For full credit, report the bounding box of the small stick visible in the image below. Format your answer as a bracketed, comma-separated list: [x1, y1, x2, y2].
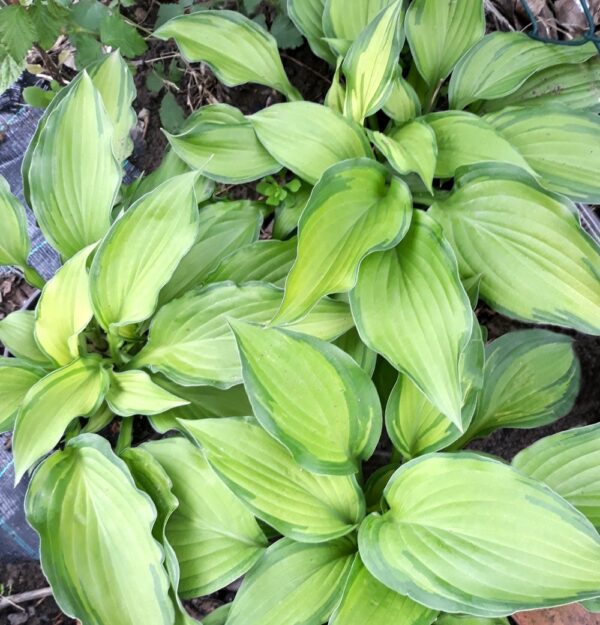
[0, 587, 53, 611]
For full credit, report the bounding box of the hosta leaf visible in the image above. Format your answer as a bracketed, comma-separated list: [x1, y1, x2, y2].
[154, 11, 300, 100]
[13, 358, 109, 482]
[25, 434, 175, 625]
[27, 72, 121, 258]
[119, 447, 195, 625]
[342, 0, 404, 123]
[513, 423, 600, 529]
[458, 330, 579, 444]
[329, 557, 438, 625]
[132, 282, 353, 388]
[428, 166, 600, 334]
[87, 51, 136, 162]
[274, 159, 411, 324]
[128, 148, 215, 206]
[0, 364, 43, 433]
[166, 104, 282, 184]
[0, 310, 50, 365]
[143, 437, 266, 597]
[225, 537, 356, 625]
[149, 376, 251, 433]
[35, 244, 95, 367]
[478, 57, 600, 114]
[583, 599, 600, 613]
[325, 57, 346, 113]
[90, 173, 199, 332]
[382, 70, 421, 123]
[359, 453, 600, 616]
[405, 0, 484, 87]
[449, 32, 598, 109]
[437, 618, 509, 625]
[250, 102, 372, 184]
[159, 200, 262, 304]
[323, 0, 395, 52]
[485, 106, 600, 202]
[351, 210, 473, 428]
[106, 370, 188, 417]
[183, 417, 365, 542]
[205, 238, 296, 287]
[385, 375, 461, 460]
[204, 605, 231, 625]
[231, 322, 382, 474]
[424, 111, 533, 179]
[0, 175, 30, 271]
[287, 0, 334, 63]
[273, 184, 311, 239]
[385, 317, 484, 459]
[334, 328, 377, 376]
[368, 121, 436, 191]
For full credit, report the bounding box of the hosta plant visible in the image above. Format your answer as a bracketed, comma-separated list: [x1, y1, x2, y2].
[0, 1, 600, 624]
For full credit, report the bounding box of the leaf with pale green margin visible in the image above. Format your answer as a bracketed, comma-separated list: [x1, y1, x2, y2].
[0, 311, 51, 365]
[449, 32, 598, 109]
[325, 57, 345, 114]
[368, 121, 436, 192]
[323, 0, 396, 54]
[359, 452, 600, 617]
[351, 210, 473, 429]
[250, 102, 372, 184]
[424, 111, 533, 179]
[583, 599, 600, 613]
[0, 364, 43, 433]
[428, 165, 600, 334]
[274, 159, 411, 324]
[143, 437, 267, 598]
[35, 244, 95, 367]
[225, 537, 356, 625]
[182, 417, 365, 542]
[154, 10, 300, 100]
[132, 282, 353, 388]
[330, 557, 438, 625]
[513, 423, 600, 529]
[87, 51, 136, 162]
[436, 617, 509, 625]
[485, 106, 600, 202]
[90, 173, 199, 333]
[106, 370, 188, 417]
[25, 434, 175, 625]
[165, 104, 282, 184]
[127, 148, 215, 207]
[81, 404, 114, 435]
[205, 238, 296, 288]
[385, 316, 484, 459]
[382, 69, 421, 123]
[13, 358, 109, 482]
[120, 446, 199, 625]
[342, 0, 404, 123]
[27, 72, 120, 259]
[405, 0, 484, 87]
[149, 375, 251, 434]
[0, 175, 30, 272]
[287, 0, 335, 64]
[334, 328, 377, 377]
[456, 330, 579, 446]
[159, 200, 262, 304]
[478, 57, 600, 114]
[230, 322, 382, 474]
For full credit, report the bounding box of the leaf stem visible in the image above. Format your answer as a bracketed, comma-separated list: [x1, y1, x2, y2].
[115, 417, 133, 455]
[23, 265, 45, 290]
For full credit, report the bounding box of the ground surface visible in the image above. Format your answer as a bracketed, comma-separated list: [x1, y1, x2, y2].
[1, 0, 600, 623]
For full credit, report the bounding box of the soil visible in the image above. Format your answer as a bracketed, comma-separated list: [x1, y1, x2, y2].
[1, 1, 600, 623]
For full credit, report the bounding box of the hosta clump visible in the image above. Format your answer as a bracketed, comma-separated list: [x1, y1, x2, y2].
[0, 0, 600, 624]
